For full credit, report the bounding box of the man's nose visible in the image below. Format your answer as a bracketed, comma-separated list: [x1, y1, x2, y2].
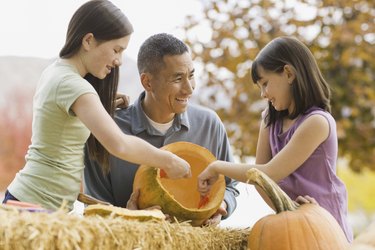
[183, 79, 194, 94]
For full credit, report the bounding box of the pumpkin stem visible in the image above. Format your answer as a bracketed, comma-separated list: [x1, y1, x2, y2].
[246, 168, 299, 213]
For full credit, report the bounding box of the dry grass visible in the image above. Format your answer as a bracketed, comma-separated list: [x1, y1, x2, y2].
[0, 205, 250, 250]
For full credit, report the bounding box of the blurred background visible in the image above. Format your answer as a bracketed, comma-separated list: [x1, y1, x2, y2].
[0, 0, 374, 235]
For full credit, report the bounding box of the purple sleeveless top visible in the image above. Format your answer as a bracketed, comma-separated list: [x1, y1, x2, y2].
[269, 106, 353, 242]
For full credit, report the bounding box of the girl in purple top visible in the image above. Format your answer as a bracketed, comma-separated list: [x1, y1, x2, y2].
[197, 36, 353, 242]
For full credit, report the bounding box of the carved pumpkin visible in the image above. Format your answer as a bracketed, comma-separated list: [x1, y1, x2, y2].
[246, 168, 350, 250]
[133, 142, 226, 226]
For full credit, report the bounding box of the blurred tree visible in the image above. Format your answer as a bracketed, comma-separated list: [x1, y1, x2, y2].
[182, 0, 375, 172]
[0, 88, 32, 190]
[340, 165, 375, 212]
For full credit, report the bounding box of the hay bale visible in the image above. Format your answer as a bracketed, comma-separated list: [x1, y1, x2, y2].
[0, 205, 250, 249]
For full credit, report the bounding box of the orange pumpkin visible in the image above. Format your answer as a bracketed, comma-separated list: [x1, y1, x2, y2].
[247, 168, 350, 250]
[133, 141, 226, 226]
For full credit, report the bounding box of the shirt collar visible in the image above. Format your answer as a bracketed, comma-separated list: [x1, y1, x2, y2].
[131, 92, 190, 135]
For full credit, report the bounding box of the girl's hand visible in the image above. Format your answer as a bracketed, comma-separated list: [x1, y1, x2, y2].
[295, 195, 319, 205]
[162, 152, 192, 179]
[197, 161, 220, 196]
[115, 92, 130, 109]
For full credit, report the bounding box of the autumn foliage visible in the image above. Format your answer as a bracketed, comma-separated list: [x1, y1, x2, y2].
[182, 0, 375, 172]
[0, 88, 33, 190]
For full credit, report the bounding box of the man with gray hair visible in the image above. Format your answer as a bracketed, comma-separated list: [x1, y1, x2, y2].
[84, 33, 239, 225]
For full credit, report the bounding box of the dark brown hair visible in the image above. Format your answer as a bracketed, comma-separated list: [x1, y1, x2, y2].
[251, 36, 331, 126]
[137, 33, 189, 75]
[60, 0, 133, 173]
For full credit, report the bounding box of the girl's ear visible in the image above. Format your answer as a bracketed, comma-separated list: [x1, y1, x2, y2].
[140, 73, 152, 91]
[284, 65, 296, 84]
[82, 33, 95, 51]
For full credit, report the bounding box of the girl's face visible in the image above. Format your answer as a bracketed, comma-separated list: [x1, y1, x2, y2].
[85, 35, 131, 79]
[256, 65, 295, 113]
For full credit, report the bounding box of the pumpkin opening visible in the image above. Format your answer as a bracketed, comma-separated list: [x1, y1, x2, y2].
[133, 142, 226, 226]
[157, 149, 223, 210]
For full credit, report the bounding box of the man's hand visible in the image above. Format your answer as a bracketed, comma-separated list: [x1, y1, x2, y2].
[115, 92, 130, 109]
[203, 201, 228, 226]
[126, 189, 161, 210]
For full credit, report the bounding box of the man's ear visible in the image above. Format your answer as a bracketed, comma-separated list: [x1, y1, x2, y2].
[82, 33, 95, 51]
[140, 73, 152, 91]
[284, 65, 296, 84]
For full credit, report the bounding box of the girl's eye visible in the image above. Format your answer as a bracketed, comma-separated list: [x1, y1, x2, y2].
[257, 81, 267, 88]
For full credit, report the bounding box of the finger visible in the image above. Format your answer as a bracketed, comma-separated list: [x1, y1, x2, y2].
[126, 189, 140, 210]
[197, 185, 208, 194]
[198, 183, 209, 194]
[183, 168, 192, 178]
[203, 219, 213, 226]
[122, 95, 130, 106]
[204, 217, 220, 227]
[295, 196, 308, 205]
[145, 205, 162, 211]
[199, 190, 209, 197]
[209, 217, 221, 226]
[115, 97, 124, 108]
[305, 195, 318, 205]
[217, 206, 228, 217]
[165, 214, 174, 223]
[199, 179, 208, 188]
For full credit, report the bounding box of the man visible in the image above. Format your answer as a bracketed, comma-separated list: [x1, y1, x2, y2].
[84, 33, 239, 225]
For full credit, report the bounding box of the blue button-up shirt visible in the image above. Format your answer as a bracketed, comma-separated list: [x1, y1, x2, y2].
[84, 92, 239, 218]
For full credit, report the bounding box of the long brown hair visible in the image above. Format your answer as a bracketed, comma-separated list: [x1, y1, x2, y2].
[60, 0, 133, 173]
[251, 36, 331, 127]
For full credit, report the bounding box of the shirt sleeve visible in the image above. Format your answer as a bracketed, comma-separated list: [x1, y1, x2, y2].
[55, 76, 97, 116]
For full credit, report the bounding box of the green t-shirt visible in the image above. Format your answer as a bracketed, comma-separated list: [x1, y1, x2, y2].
[9, 59, 97, 210]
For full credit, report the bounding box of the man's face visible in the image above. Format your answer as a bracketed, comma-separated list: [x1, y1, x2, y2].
[146, 52, 195, 122]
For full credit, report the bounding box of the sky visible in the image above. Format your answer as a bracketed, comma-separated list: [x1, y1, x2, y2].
[0, 0, 203, 60]
[0, 0, 273, 228]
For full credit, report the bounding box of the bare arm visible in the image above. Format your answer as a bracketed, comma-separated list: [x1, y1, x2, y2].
[260, 114, 329, 181]
[72, 93, 191, 179]
[198, 115, 329, 195]
[254, 119, 274, 209]
[255, 119, 272, 165]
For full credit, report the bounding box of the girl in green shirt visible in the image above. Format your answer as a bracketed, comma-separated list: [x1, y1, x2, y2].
[3, 0, 191, 210]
